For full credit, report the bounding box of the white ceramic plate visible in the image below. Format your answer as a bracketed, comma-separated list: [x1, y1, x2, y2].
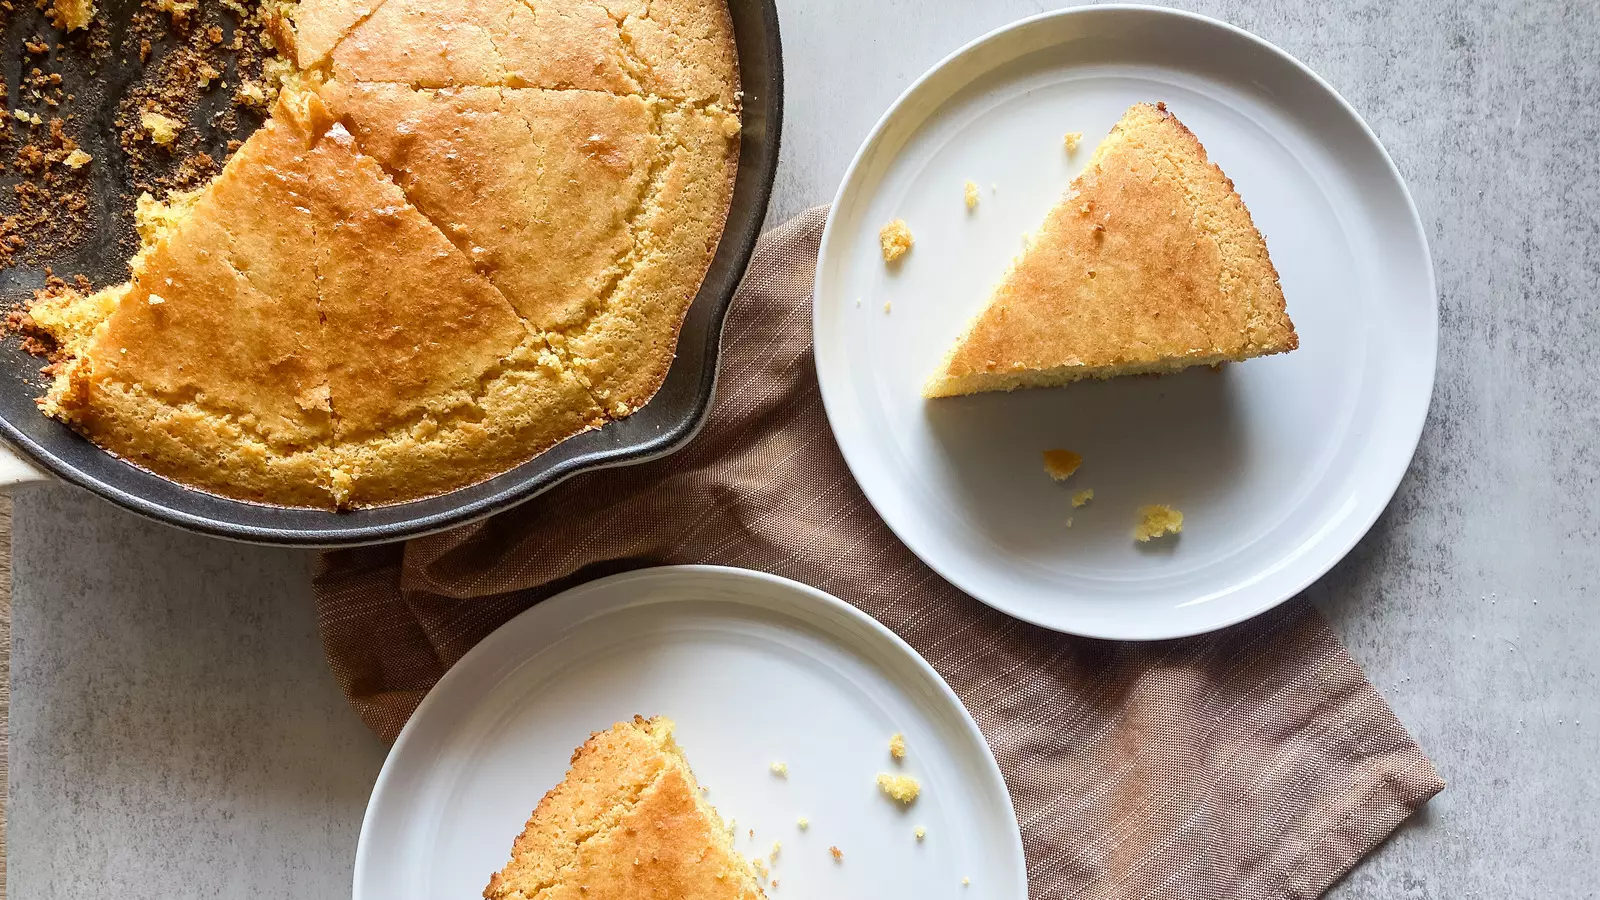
[814, 6, 1437, 640]
[352, 566, 1026, 900]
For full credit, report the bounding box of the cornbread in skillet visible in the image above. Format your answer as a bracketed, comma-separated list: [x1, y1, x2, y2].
[484, 716, 765, 900]
[31, 0, 740, 507]
[310, 0, 739, 106]
[319, 80, 659, 332]
[37, 110, 336, 506]
[924, 103, 1297, 398]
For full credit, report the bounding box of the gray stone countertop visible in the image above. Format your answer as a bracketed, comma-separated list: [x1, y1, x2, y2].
[7, 0, 1599, 896]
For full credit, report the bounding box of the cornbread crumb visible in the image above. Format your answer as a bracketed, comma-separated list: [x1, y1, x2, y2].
[1065, 518, 1073, 528]
[770, 761, 788, 777]
[64, 149, 93, 169]
[1042, 449, 1083, 481]
[883, 301, 892, 314]
[889, 732, 906, 760]
[46, 0, 94, 30]
[914, 825, 926, 840]
[964, 180, 980, 210]
[963, 877, 972, 886]
[770, 841, 781, 861]
[1064, 131, 1083, 151]
[830, 846, 843, 861]
[797, 816, 809, 830]
[879, 219, 914, 262]
[876, 773, 921, 804]
[1134, 505, 1184, 541]
[140, 112, 183, 146]
[1072, 489, 1094, 508]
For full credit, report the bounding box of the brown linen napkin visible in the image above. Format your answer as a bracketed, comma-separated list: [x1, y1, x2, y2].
[315, 207, 1443, 900]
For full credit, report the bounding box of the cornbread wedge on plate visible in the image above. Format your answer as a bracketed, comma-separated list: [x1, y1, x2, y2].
[924, 102, 1298, 398]
[484, 716, 764, 900]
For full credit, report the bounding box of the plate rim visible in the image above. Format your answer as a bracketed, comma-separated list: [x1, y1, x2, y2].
[811, 4, 1439, 640]
[351, 563, 1028, 899]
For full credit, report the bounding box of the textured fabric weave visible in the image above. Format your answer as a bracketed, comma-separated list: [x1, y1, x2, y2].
[315, 207, 1443, 900]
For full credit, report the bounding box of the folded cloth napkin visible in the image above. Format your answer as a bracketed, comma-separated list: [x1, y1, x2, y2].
[315, 207, 1443, 900]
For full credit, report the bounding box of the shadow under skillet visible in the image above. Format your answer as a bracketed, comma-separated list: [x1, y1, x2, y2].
[922, 364, 1249, 557]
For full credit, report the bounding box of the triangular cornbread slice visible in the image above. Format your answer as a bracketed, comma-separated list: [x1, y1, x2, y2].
[284, 89, 603, 506]
[34, 111, 339, 507]
[484, 716, 764, 900]
[320, 80, 739, 416]
[318, 81, 657, 333]
[924, 102, 1298, 398]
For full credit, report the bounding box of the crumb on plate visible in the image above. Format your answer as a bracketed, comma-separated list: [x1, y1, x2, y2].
[1072, 488, 1094, 508]
[1064, 131, 1083, 151]
[964, 180, 979, 210]
[830, 846, 843, 862]
[876, 772, 921, 804]
[914, 825, 926, 840]
[879, 219, 913, 262]
[1134, 504, 1184, 541]
[1042, 449, 1082, 481]
[770, 761, 788, 777]
[889, 732, 906, 760]
[797, 816, 809, 830]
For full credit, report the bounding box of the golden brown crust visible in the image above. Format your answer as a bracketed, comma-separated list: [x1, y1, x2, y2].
[285, 0, 381, 69]
[38, 115, 338, 506]
[559, 106, 739, 416]
[312, 0, 740, 107]
[320, 81, 657, 332]
[484, 716, 763, 900]
[925, 102, 1298, 398]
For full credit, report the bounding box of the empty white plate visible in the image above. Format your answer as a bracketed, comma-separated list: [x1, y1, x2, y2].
[352, 566, 1026, 900]
[814, 6, 1437, 640]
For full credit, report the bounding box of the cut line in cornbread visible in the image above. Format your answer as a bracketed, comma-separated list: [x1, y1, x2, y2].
[924, 102, 1297, 398]
[484, 716, 765, 900]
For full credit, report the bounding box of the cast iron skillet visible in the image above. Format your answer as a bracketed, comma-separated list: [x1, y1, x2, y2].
[0, 0, 782, 545]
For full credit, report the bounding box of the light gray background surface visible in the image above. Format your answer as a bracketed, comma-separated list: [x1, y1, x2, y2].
[8, 0, 1599, 896]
